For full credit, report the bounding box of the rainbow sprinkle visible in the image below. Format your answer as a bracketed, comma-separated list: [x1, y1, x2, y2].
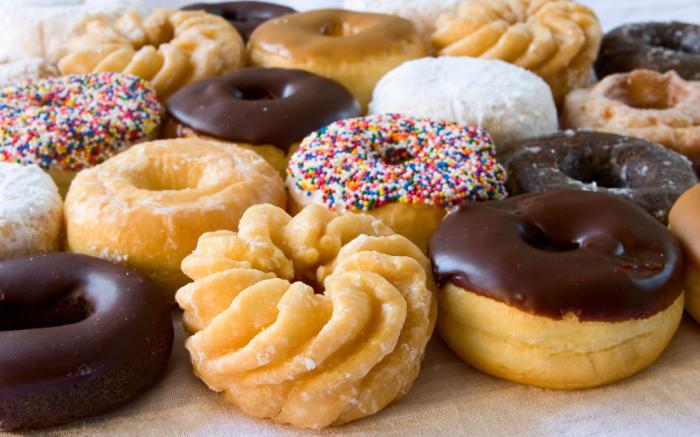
[287, 113, 508, 212]
[0, 73, 161, 171]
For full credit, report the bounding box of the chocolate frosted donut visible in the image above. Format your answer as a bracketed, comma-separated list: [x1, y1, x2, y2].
[182, 2, 296, 41]
[0, 253, 173, 431]
[595, 22, 700, 80]
[504, 131, 697, 223]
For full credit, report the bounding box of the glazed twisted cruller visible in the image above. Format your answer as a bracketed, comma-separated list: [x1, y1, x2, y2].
[431, 0, 601, 103]
[58, 8, 244, 100]
[176, 204, 436, 429]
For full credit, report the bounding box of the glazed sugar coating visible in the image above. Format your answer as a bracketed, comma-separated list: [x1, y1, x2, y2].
[58, 8, 245, 100]
[369, 57, 557, 149]
[431, 0, 601, 103]
[0, 73, 161, 172]
[286, 113, 507, 213]
[504, 130, 698, 223]
[176, 204, 436, 429]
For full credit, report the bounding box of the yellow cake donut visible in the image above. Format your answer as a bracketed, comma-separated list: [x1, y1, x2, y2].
[64, 138, 285, 301]
[58, 8, 245, 100]
[431, 0, 601, 104]
[669, 184, 700, 323]
[176, 203, 436, 429]
[247, 9, 428, 110]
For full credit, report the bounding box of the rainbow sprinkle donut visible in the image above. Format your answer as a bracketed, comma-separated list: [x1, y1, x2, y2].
[0, 72, 161, 193]
[286, 113, 507, 250]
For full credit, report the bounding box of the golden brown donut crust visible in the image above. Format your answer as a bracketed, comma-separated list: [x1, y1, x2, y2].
[670, 184, 700, 322]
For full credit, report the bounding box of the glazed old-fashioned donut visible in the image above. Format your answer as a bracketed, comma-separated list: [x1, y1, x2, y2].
[563, 69, 700, 173]
[670, 185, 700, 323]
[595, 22, 700, 81]
[164, 68, 361, 174]
[176, 203, 436, 429]
[65, 138, 286, 301]
[0, 73, 161, 195]
[182, 2, 296, 41]
[429, 189, 685, 389]
[286, 113, 507, 251]
[247, 9, 428, 109]
[0, 253, 173, 431]
[504, 130, 698, 223]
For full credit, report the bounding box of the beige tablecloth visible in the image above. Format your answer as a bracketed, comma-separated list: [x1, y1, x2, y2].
[14, 312, 699, 436]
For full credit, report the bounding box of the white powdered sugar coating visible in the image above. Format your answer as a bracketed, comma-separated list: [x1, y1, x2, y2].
[0, 163, 63, 260]
[369, 57, 558, 152]
[0, 54, 57, 87]
[342, 0, 461, 35]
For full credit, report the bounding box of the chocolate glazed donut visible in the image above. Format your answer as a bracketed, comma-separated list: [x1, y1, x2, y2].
[164, 67, 361, 151]
[595, 22, 700, 80]
[504, 130, 698, 223]
[182, 2, 296, 41]
[0, 253, 173, 431]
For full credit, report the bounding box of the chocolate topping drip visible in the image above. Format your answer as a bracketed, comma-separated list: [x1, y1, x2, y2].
[429, 190, 684, 321]
[166, 67, 361, 150]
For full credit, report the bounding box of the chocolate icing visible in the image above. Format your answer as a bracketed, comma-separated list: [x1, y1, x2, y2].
[595, 22, 700, 80]
[504, 130, 698, 223]
[429, 190, 684, 321]
[0, 253, 173, 431]
[182, 1, 295, 41]
[165, 68, 361, 150]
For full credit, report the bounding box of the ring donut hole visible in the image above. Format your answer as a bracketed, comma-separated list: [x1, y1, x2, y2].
[318, 19, 358, 37]
[0, 294, 91, 331]
[373, 134, 417, 165]
[130, 155, 205, 191]
[518, 221, 580, 253]
[558, 147, 624, 188]
[606, 70, 688, 110]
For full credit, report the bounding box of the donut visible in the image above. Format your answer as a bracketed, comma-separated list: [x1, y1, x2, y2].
[563, 69, 700, 173]
[164, 68, 361, 175]
[504, 130, 698, 223]
[0, 252, 173, 431]
[182, 1, 296, 41]
[342, 0, 461, 36]
[0, 73, 161, 195]
[429, 189, 685, 389]
[0, 54, 57, 87]
[175, 203, 436, 429]
[0, 163, 63, 260]
[247, 9, 428, 109]
[65, 138, 286, 301]
[595, 22, 700, 81]
[670, 185, 700, 323]
[286, 113, 507, 251]
[58, 8, 245, 100]
[369, 57, 558, 150]
[430, 0, 602, 104]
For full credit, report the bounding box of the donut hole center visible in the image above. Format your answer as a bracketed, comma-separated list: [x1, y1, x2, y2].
[230, 85, 277, 101]
[607, 72, 687, 110]
[318, 20, 355, 37]
[293, 272, 324, 294]
[559, 151, 623, 188]
[519, 222, 580, 253]
[0, 292, 92, 331]
[131, 157, 204, 191]
[374, 136, 416, 165]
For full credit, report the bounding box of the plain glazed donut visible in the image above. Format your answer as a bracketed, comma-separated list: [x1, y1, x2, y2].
[286, 113, 507, 251]
[563, 69, 700, 173]
[247, 9, 428, 109]
[0, 163, 63, 260]
[182, 2, 296, 41]
[65, 138, 286, 301]
[164, 68, 361, 175]
[176, 203, 436, 429]
[670, 185, 700, 323]
[369, 57, 558, 150]
[595, 22, 700, 81]
[429, 189, 685, 389]
[0, 73, 161, 195]
[0, 253, 173, 431]
[504, 130, 698, 223]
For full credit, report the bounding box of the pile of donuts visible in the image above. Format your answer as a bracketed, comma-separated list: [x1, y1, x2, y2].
[0, 0, 699, 432]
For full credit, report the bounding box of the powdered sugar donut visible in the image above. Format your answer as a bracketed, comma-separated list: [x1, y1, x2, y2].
[0, 162, 63, 260]
[0, 54, 57, 87]
[369, 57, 558, 151]
[343, 0, 461, 36]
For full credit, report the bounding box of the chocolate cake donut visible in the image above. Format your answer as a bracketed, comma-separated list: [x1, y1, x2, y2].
[595, 22, 700, 80]
[504, 130, 698, 223]
[0, 253, 173, 431]
[182, 1, 296, 41]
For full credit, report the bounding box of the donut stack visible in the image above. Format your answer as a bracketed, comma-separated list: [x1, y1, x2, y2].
[0, 0, 699, 433]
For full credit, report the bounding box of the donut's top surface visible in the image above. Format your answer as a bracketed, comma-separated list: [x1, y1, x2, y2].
[429, 189, 684, 321]
[504, 130, 698, 223]
[166, 68, 361, 150]
[182, 1, 295, 41]
[595, 21, 700, 80]
[0, 253, 173, 392]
